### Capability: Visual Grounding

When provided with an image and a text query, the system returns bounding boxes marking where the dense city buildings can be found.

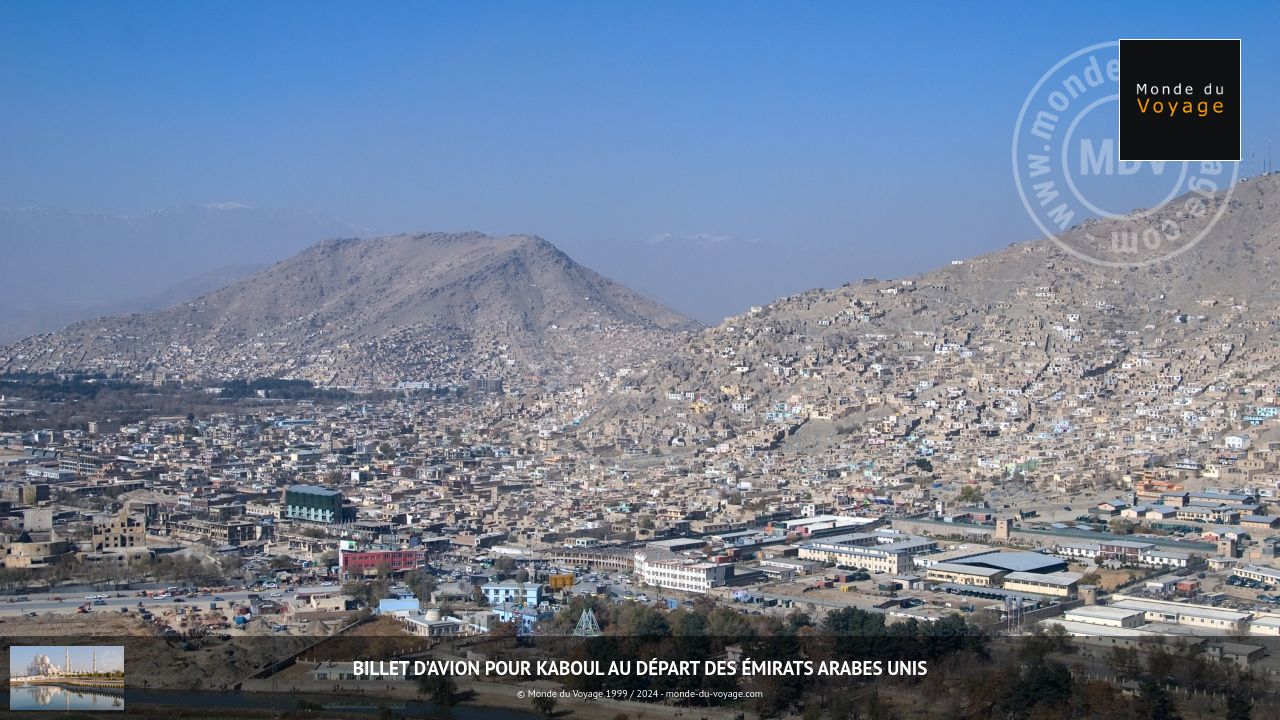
[5,180,1280,684]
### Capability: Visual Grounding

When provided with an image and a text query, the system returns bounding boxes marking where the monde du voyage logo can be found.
[1013,39,1241,267]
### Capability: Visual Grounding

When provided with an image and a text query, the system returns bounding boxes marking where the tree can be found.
[1019,623,1073,663]
[488,620,519,639]
[705,606,751,637]
[1225,693,1252,720]
[994,662,1072,719]
[861,688,899,720]
[218,554,244,577]
[615,605,669,639]
[958,485,983,503]
[404,570,437,602]
[1109,646,1142,681]
[0,567,32,593]
[531,695,557,719]
[785,611,813,633]
[418,672,459,711]
[343,577,389,607]
[1137,679,1180,720]
[1108,518,1136,535]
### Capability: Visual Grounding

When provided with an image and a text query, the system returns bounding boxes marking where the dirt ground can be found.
[1067,561,1144,591]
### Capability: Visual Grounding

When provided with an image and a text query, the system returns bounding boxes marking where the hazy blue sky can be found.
[1,1,1277,323]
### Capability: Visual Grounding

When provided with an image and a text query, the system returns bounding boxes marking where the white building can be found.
[481,580,543,606]
[1234,564,1280,585]
[1109,597,1251,632]
[1061,605,1146,629]
[1140,549,1191,568]
[796,533,926,574]
[634,550,728,593]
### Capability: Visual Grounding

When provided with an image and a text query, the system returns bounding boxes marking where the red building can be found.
[339,549,427,578]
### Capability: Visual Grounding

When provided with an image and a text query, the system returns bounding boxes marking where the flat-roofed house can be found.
[1002,571,1081,598]
[924,562,1007,587]
[1061,605,1145,629]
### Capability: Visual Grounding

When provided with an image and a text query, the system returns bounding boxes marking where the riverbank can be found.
[12,678,125,688]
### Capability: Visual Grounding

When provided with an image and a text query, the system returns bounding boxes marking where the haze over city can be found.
[2,1,1278,329]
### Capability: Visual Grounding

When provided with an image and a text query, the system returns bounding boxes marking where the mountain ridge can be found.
[591,173,1280,476]
[1,231,698,386]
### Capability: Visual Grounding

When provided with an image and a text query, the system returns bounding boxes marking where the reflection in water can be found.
[9,684,124,711]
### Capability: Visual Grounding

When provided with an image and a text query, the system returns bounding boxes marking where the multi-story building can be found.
[797,535,916,574]
[58,452,102,476]
[1,533,73,569]
[481,580,543,606]
[284,485,353,524]
[924,562,1007,587]
[1097,539,1154,562]
[170,518,262,546]
[1054,540,1192,569]
[338,548,427,578]
[91,509,146,552]
[1000,571,1080,598]
[634,549,729,593]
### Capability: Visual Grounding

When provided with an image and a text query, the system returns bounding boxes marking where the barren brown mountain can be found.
[0,232,697,386]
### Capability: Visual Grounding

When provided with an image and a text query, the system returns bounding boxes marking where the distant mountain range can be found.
[0,203,364,342]
[0,232,698,386]
[10,174,1280,401]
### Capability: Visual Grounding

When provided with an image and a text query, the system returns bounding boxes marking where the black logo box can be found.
[1119,38,1240,162]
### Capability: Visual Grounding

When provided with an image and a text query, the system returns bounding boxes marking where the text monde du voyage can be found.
[355,659,928,678]
[1134,83,1228,118]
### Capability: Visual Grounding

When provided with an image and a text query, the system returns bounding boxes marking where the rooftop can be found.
[953,551,1065,573]
[287,484,341,497]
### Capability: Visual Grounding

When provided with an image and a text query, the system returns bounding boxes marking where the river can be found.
[9,684,125,711]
